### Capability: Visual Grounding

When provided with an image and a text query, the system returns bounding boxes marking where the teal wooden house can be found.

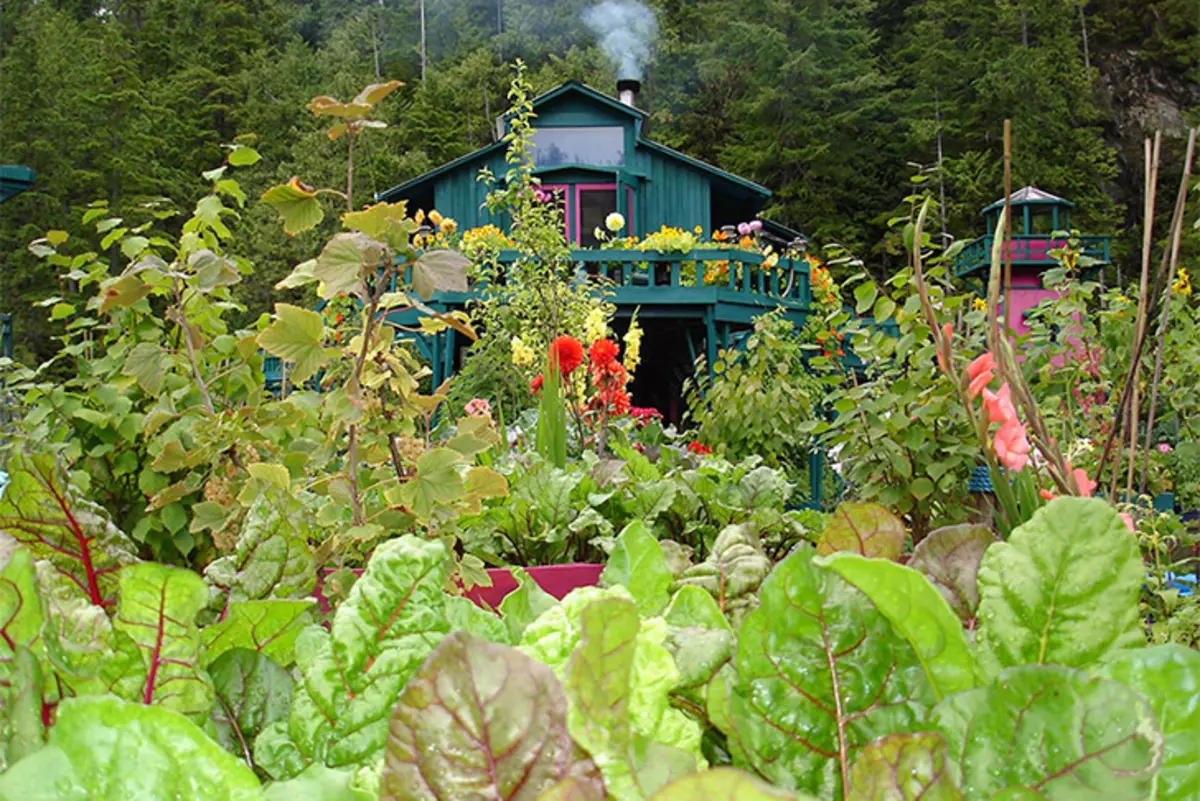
[377,80,814,420]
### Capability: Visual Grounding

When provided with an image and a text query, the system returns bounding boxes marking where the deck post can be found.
[808,447,825,510]
[704,308,717,382]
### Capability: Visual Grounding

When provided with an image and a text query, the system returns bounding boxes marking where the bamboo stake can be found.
[1003,120,1013,336]
[1122,133,1163,498]
[1140,128,1197,494]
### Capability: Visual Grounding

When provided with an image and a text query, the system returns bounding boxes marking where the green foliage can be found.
[845,733,962,801]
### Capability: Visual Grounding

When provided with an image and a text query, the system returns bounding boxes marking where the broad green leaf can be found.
[855,281,879,314]
[410,249,469,300]
[674,523,770,625]
[0,647,45,772]
[819,553,977,700]
[1098,645,1200,801]
[312,232,385,300]
[265,765,373,801]
[565,597,697,800]
[907,525,995,624]
[0,453,138,608]
[253,536,449,779]
[188,249,242,290]
[627,480,676,520]
[342,201,412,250]
[0,549,45,658]
[0,695,262,801]
[257,303,336,383]
[398,447,465,519]
[204,493,316,614]
[210,647,292,765]
[465,466,508,499]
[246,463,290,491]
[352,80,404,107]
[975,498,1142,676]
[601,521,672,616]
[731,546,931,798]
[664,625,733,695]
[817,502,906,561]
[262,177,324,235]
[649,768,812,799]
[444,595,510,644]
[498,568,557,642]
[113,562,213,717]
[846,733,963,800]
[381,632,603,799]
[121,342,164,394]
[203,600,315,667]
[537,777,606,800]
[227,144,261,166]
[931,665,1161,801]
[663,585,731,632]
[98,274,152,313]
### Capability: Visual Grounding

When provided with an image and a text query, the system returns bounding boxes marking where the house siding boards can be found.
[644,151,710,233]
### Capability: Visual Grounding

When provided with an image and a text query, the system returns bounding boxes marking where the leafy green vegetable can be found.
[210,648,293,768]
[264,765,374,801]
[931,665,1161,800]
[1098,645,1200,801]
[674,523,770,625]
[602,521,672,616]
[817,502,906,561]
[564,597,697,800]
[444,594,510,644]
[498,568,558,643]
[0,453,138,608]
[845,732,962,800]
[113,561,213,717]
[0,695,262,801]
[663,585,731,632]
[647,767,812,799]
[254,535,449,779]
[202,600,315,667]
[819,552,977,699]
[0,647,45,771]
[382,631,603,799]
[731,546,931,798]
[974,498,1142,676]
[907,524,995,624]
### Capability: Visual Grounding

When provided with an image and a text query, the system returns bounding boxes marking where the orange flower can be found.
[549,336,584,376]
[966,352,996,398]
[588,338,620,367]
[994,418,1031,472]
[982,384,1017,425]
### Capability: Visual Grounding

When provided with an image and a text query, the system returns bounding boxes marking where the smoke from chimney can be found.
[583,0,658,83]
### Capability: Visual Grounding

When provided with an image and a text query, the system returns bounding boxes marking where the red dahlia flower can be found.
[588,338,620,367]
[549,336,584,376]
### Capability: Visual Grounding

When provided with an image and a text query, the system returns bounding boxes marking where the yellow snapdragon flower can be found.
[511,336,535,367]
[623,316,643,372]
[584,307,609,344]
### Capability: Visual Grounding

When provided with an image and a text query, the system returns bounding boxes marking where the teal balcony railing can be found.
[953,234,1110,278]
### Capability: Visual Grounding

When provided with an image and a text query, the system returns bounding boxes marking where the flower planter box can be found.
[313,562,603,615]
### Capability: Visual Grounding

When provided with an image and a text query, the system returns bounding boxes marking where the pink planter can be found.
[313,563,604,615]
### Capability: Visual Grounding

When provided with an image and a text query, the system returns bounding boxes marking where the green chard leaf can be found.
[647,767,813,800]
[0,453,138,608]
[674,523,771,626]
[730,546,931,798]
[381,631,603,800]
[0,695,262,801]
[907,524,995,624]
[210,648,293,769]
[819,552,977,700]
[112,562,213,718]
[253,536,450,780]
[498,568,557,643]
[0,647,46,772]
[1097,645,1200,801]
[202,600,315,667]
[444,595,510,644]
[564,597,697,800]
[602,520,673,616]
[265,765,374,801]
[845,733,963,801]
[930,665,1161,801]
[974,498,1142,676]
[817,502,906,561]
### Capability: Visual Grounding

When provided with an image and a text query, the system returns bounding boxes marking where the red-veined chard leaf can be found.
[0,695,262,801]
[819,552,978,700]
[673,523,770,626]
[1098,645,1200,801]
[203,600,315,667]
[210,647,293,771]
[444,595,510,644]
[647,767,815,800]
[975,498,1142,677]
[564,597,697,801]
[253,535,450,780]
[380,631,603,800]
[930,665,1161,801]
[0,453,137,608]
[601,521,672,616]
[845,732,963,800]
[817,502,906,561]
[498,568,557,643]
[907,524,995,624]
[112,562,213,718]
[535,777,607,800]
[0,647,45,772]
[731,546,931,799]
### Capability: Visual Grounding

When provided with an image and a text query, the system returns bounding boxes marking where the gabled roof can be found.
[376,141,505,202]
[983,186,1073,213]
[0,165,35,204]
[516,80,647,122]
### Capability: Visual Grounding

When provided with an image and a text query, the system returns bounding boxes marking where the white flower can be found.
[605,212,625,232]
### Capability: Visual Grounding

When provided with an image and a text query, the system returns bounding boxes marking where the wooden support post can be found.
[704,309,717,382]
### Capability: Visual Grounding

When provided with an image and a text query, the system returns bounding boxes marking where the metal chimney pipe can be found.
[617,78,641,107]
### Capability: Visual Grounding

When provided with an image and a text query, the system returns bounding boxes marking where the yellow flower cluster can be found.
[638,225,697,254]
[461,224,515,257]
[973,297,988,312]
[510,335,535,367]
[1173,266,1192,296]
[623,316,643,372]
[583,307,609,344]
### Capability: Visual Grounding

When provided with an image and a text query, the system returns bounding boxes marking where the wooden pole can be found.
[1140,128,1197,493]
[1003,120,1013,335]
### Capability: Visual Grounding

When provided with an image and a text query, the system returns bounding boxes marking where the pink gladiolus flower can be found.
[994,418,1031,472]
[1119,512,1135,532]
[1072,468,1097,498]
[1040,489,1057,501]
[464,398,492,418]
[982,384,1017,425]
[966,352,995,398]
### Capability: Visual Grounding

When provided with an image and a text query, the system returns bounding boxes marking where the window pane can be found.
[531,127,624,167]
[578,189,617,248]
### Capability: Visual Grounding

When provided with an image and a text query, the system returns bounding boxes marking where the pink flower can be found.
[1072,468,1097,498]
[1119,512,1135,532]
[982,384,1018,425]
[464,398,492,418]
[1158,443,1173,454]
[994,418,1031,472]
[1040,489,1057,501]
[737,222,751,236]
[966,352,996,398]
[748,220,763,233]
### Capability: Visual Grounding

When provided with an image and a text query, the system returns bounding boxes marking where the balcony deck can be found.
[953,234,1110,279]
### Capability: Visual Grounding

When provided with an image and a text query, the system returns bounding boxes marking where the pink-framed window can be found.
[573,184,635,247]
